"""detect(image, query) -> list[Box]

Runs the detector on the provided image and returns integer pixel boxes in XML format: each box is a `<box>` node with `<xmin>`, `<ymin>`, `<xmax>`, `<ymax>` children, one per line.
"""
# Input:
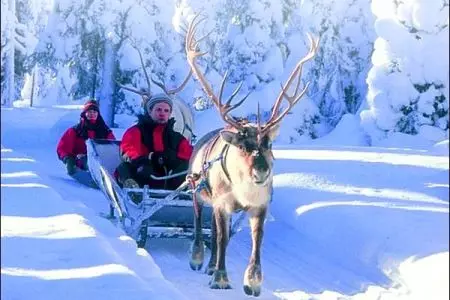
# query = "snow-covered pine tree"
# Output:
<box><xmin>212</xmin><ymin>0</ymin><xmax>285</xmax><ymax>90</ymax></box>
<box><xmin>1</xmin><ymin>0</ymin><xmax>14</xmax><ymax>106</ymax></box>
<box><xmin>281</xmin><ymin>0</ymin><xmax>375</xmax><ymax>142</ymax></box>
<box><xmin>173</xmin><ymin>0</ymin><xmax>288</xmax><ymax>124</ymax></box>
<box><xmin>33</xmin><ymin>0</ymin><xmax>86</xmax><ymax>105</ymax></box>
<box><xmin>116</xmin><ymin>0</ymin><xmax>190</xmax><ymax>115</ymax></box>
<box><xmin>89</xmin><ymin>0</ymin><xmax>134</xmax><ymax>126</ymax></box>
<box><xmin>16</xmin><ymin>0</ymin><xmax>49</xmax><ymax>105</ymax></box>
<box><xmin>1</xmin><ymin>0</ymin><xmax>38</xmax><ymax>106</ymax></box>
<box><xmin>361</xmin><ymin>0</ymin><xmax>449</xmax><ymax>145</ymax></box>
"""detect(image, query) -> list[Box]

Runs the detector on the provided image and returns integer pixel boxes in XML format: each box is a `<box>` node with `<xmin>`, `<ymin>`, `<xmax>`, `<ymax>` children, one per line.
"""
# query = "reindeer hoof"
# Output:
<box><xmin>209</xmin><ymin>270</ymin><xmax>232</xmax><ymax>289</ymax></box>
<box><xmin>243</xmin><ymin>264</ymin><xmax>262</xmax><ymax>296</ymax></box>
<box><xmin>189</xmin><ymin>260</ymin><xmax>203</xmax><ymax>271</ymax></box>
<box><xmin>243</xmin><ymin>284</ymin><xmax>261</xmax><ymax>297</ymax></box>
<box><xmin>189</xmin><ymin>241</ymin><xmax>204</xmax><ymax>271</ymax></box>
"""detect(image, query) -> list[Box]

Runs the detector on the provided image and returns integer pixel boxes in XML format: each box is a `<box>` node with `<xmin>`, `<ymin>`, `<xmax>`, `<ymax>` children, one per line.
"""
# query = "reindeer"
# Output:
<box><xmin>184</xmin><ymin>15</ymin><xmax>319</xmax><ymax>297</ymax></box>
<box><xmin>115</xmin><ymin>45</ymin><xmax>195</xmax><ymax>140</ymax></box>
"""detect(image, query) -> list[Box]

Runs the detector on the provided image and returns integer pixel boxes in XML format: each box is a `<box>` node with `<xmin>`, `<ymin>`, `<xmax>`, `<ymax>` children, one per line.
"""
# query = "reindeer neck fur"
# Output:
<box><xmin>191</xmin><ymin>127</ymin><xmax>273</xmax><ymax>214</ymax></box>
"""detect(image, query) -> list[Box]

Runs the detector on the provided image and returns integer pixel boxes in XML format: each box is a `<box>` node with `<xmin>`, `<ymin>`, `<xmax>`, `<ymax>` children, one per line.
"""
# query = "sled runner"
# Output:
<box><xmin>86</xmin><ymin>138</ymin><xmax>246</xmax><ymax>248</ymax></box>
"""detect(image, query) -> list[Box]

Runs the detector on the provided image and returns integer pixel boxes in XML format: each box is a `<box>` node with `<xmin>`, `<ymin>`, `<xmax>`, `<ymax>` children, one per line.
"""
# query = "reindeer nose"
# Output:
<box><xmin>253</xmin><ymin>152</ymin><xmax>268</xmax><ymax>171</ymax></box>
<box><xmin>252</xmin><ymin>169</ymin><xmax>270</xmax><ymax>185</ymax></box>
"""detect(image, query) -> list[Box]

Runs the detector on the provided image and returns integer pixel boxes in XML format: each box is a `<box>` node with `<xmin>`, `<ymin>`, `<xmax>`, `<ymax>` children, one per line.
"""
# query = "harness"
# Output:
<box><xmin>184</xmin><ymin>124</ymin><xmax>197</xmax><ymax>144</ymax></box>
<box><xmin>186</xmin><ymin>132</ymin><xmax>232</xmax><ymax>217</ymax></box>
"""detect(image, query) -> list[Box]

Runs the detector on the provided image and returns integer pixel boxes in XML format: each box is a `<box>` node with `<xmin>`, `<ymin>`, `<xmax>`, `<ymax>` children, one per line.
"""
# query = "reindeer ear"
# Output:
<box><xmin>220</xmin><ymin>130</ymin><xmax>237</xmax><ymax>144</ymax></box>
<box><xmin>267</xmin><ymin>124</ymin><xmax>280</xmax><ymax>141</ymax></box>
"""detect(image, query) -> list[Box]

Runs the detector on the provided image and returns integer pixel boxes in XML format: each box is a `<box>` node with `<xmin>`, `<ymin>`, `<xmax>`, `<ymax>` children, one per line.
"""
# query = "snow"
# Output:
<box><xmin>1</xmin><ymin>144</ymin><xmax>188</xmax><ymax>300</ymax></box>
<box><xmin>1</xmin><ymin>0</ymin><xmax>449</xmax><ymax>298</ymax></box>
<box><xmin>2</xmin><ymin>105</ymin><xmax>448</xmax><ymax>299</ymax></box>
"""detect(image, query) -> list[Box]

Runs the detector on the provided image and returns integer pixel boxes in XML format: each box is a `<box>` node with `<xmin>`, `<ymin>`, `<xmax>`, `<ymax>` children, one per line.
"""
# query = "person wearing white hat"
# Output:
<box><xmin>115</xmin><ymin>93</ymin><xmax>193</xmax><ymax>203</ymax></box>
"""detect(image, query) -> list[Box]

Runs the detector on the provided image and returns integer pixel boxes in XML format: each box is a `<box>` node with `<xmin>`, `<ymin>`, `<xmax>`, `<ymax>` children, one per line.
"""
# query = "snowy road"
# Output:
<box><xmin>2</xmin><ymin>107</ymin><xmax>449</xmax><ymax>300</ymax></box>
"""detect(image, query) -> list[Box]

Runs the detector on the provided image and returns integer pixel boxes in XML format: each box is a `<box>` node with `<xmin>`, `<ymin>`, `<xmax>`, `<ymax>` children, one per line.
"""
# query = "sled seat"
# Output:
<box><xmin>86</xmin><ymin>139</ymin><xmax>213</xmax><ymax>241</ymax></box>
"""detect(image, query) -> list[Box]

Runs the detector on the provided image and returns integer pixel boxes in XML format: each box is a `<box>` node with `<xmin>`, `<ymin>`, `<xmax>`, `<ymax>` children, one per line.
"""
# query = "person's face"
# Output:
<box><xmin>85</xmin><ymin>109</ymin><xmax>98</xmax><ymax>121</ymax></box>
<box><xmin>149</xmin><ymin>102</ymin><xmax>171</xmax><ymax>124</ymax></box>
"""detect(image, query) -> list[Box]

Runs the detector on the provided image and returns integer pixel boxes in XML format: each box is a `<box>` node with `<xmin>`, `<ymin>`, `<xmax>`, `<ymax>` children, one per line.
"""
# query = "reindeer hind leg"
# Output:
<box><xmin>209</xmin><ymin>207</ymin><xmax>231</xmax><ymax>289</ymax></box>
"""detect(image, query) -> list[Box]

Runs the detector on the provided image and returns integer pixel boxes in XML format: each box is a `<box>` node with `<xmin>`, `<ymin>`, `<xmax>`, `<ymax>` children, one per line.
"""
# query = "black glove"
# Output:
<box><xmin>136</xmin><ymin>163</ymin><xmax>153</xmax><ymax>178</ymax></box>
<box><xmin>151</xmin><ymin>152</ymin><xmax>167</xmax><ymax>167</ymax></box>
<box><xmin>63</xmin><ymin>156</ymin><xmax>76</xmax><ymax>175</ymax></box>
<box><xmin>130</xmin><ymin>156</ymin><xmax>153</xmax><ymax>179</ymax></box>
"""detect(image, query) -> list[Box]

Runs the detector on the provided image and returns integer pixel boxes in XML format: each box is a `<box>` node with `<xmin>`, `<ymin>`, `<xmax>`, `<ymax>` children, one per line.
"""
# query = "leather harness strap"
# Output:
<box><xmin>220</xmin><ymin>144</ymin><xmax>232</xmax><ymax>183</ymax></box>
<box><xmin>199</xmin><ymin>132</ymin><xmax>233</xmax><ymax>191</ymax></box>
<box><xmin>202</xmin><ymin>133</ymin><xmax>221</xmax><ymax>175</ymax></box>
<box><xmin>188</xmin><ymin>131</ymin><xmax>233</xmax><ymax>218</ymax></box>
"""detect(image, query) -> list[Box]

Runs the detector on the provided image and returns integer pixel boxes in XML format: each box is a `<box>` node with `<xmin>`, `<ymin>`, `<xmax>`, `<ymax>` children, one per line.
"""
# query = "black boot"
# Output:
<box><xmin>64</xmin><ymin>156</ymin><xmax>77</xmax><ymax>175</ymax></box>
<box><xmin>123</xmin><ymin>178</ymin><xmax>142</xmax><ymax>205</ymax></box>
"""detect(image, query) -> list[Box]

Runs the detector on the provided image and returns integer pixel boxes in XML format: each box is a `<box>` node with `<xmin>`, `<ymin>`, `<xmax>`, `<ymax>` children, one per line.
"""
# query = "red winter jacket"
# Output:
<box><xmin>120</xmin><ymin>117</ymin><xmax>192</xmax><ymax>164</ymax></box>
<box><xmin>57</xmin><ymin>119</ymin><xmax>115</xmax><ymax>160</ymax></box>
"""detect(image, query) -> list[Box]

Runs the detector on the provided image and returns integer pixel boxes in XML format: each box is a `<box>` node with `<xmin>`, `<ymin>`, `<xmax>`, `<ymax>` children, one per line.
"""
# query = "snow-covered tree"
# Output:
<box><xmin>17</xmin><ymin>0</ymin><xmax>52</xmax><ymax>106</ymax></box>
<box><xmin>360</xmin><ymin>0</ymin><xmax>449</xmax><ymax>145</ymax></box>
<box><xmin>172</xmin><ymin>0</ymin><xmax>286</xmax><ymax>112</ymax></box>
<box><xmin>115</xmin><ymin>0</ymin><xmax>196</xmax><ymax>116</ymax></box>
<box><xmin>213</xmin><ymin>0</ymin><xmax>285</xmax><ymax>90</ymax></box>
<box><xmin>33</xmin><ymin>0</ymin><xmax>85</xmax><ymax>105</ymax></box>
<box><xmin>1</xmin><ymin>0</ymin><xmax>38</xmax><ymax>106</ymax></box>
<box><xmin>34</xmin><ymin>0</ymin><xmax>131</xmax><ymax>117</ymax></box>
<box><xmin>279</xmin><ymin>0</ymin><xmax>375</xmax><ymax>142</ymax></box>
<box><xmin>91</xmin><ymin>0</ymin><xmax>133</xmax><ymax>126</ymax></box>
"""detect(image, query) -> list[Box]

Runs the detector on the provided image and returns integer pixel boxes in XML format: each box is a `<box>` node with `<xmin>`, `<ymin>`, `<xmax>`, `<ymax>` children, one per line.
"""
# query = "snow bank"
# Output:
<box><xmin>275</xmin><ymin>252</ymin><xmax>449</xmax><ymax>300</ymax></box>
<box><xmin>1</xmin><ymin>146</ymin><xmax>187</xmax><ymax>300</ymax></box>
<box><xmin>309</xmin><ymin>114</ymin><xmax>370</xmax><ymax>147</ymax></box>
<box><xmin>269</xmin><ymin>145</ymin><xmax>448</xmax><ymax>298</ymax></box>
<box><xmin>430</xmin><ymin>139</ymin><xmax>449</xmax><ymax>156</ymax></box>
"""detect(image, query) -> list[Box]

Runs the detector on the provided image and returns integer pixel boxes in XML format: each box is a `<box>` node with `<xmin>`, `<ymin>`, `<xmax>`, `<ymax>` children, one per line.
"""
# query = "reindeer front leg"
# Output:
<box><xmin>243</xmin><ymin>206</ymin><xmax>267</xmax><ymax>297</ymax></box>
<box><xmin>189</xmin><ymin>198</ymin><xmax>204</xmax><ymax>271</ymax></box>
<box><xmin>209</xmin><ymin>207</ymin><xmax>231</xmax><ymax>289</ymax></box>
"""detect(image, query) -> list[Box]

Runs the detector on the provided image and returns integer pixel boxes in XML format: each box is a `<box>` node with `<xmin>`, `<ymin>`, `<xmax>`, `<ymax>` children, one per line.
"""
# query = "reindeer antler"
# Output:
<box><xmin>260</xmin><ymin>34</ymin><xmax>319</xmax><ymax>135</ymax></box>
<box><xmin>150</xmin><ymin>69</ymin><xmax>193</xmax><ymax>96</ymax></box>
<box><xmin>115</xmin><ymin>40</ymin><xmax>153</xmax><ymax>101</ymax></box>
<box><xmin>116</xmin><ymin>38</ymin><xmax>193</xmax><ymax>104</ymax></box>
<box><xmin>185</xmin><ymin>14</ymin><xmax>250</xmax><ymax>130</ymax></box>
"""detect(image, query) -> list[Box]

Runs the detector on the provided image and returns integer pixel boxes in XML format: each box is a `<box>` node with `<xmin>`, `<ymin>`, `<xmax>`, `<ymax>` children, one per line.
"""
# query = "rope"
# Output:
<box><xmin>150</xmin><ymin>170</ymin><xmax>188</xmax><ymax>180</ymax></box>
<box><xmin>186</xmin><ymin>173</ymin><xmax>201</xmax><ymax>218</ymax></box>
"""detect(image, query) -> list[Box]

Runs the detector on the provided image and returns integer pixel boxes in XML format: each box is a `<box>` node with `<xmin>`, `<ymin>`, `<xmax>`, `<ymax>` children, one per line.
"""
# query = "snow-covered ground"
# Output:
<box><xmin>1</xmin><ymin>106</ymin><xmax>449</xmax><ymax>300</ymax></box>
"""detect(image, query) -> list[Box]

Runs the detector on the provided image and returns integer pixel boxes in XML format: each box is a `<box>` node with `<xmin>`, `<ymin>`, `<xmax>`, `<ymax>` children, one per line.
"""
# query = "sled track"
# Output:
<box><xmin>21</xmin><ymin>146</ymin><xmax>438</xmax><ymax>300</ymax></box>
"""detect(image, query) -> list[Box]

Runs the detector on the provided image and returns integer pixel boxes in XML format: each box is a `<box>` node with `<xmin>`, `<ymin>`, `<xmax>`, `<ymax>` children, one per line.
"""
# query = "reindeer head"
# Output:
<box><xmin>185</xmin><ymin>14</ymin><xmax>319</xmax><ymax>186</ymax></box>
<box><xmin>219</xmin><ymin>123</ymin><xmax>278</xmax><ymax>185</ymax></box>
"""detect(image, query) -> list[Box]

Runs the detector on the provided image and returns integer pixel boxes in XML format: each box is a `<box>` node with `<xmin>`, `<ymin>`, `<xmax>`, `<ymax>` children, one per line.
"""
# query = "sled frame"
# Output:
<box><xmin>86</xmin><ymin>139</ymin><xmax>245</xmax><ymax>247</ymax></box>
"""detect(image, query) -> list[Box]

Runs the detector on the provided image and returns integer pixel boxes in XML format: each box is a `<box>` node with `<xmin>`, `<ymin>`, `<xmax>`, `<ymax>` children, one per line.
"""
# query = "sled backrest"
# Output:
<box><xmin>89</xmin><ymin>139</ymin><xmax>122</xmax><ymax>176</ymax></box>
<box><xmin>171</xmin><ymin>97</ymin><xmax>195</xmax><ymax>142</ymax></box>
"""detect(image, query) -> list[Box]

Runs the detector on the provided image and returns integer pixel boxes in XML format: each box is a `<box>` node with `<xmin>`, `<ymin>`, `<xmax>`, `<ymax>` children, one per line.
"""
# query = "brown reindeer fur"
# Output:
<box><xmin>189</xmin><ymin>124</ymin><xmax>279</xmax><ymax>214</ymax></box>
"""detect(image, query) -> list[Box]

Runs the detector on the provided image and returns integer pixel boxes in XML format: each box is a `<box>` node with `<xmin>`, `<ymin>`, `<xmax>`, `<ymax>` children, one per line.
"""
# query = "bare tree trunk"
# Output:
<box><xmin>30</xmin><ymin>66</ymin><xmax>36</xmax><ymax>107</ymax></box>
<box><xmin>98</xmin><ymin>38</ymin><xmax>117</xmax><ymax>127</ymax></box>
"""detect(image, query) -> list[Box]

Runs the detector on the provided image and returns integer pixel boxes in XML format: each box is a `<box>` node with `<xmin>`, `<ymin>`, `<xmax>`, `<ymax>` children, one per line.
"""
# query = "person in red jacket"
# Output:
<box><xmin>57</xmin><ymin>99</ymin><xmax>115</xmax><ymax>175</ymax></box>
<box><xmin>115</xmin><ymin>93</ymin><xmax>193</xmax><ymax>202</ymax></box>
